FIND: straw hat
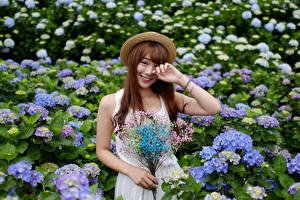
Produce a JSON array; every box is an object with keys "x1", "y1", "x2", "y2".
[{"x1": 120, "y1": 32, "x2": 176, "y2": 67}]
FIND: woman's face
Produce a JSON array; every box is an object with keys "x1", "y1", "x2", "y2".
[{"x1": 136, "y1": 54, "x2": 158, "y2": 89}]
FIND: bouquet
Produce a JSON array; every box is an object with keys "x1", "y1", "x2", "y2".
[{"x1": 118, "y1": 110, "x2": 193, "y2": 200}]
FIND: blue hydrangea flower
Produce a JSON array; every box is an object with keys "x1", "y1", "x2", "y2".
[
  {"x1": 4, "y1": 17, "x2": 15, "y2": 28},
  {"x1": 133, "y1": 11, "x2": 143, "y2": 22},
  {"x1": 191, "y1": 115, "x2": 214, "y2": 126},
  {"x1": 35, "y1": 93, "x2": 56, "y2": 108},
  {"x1": 0, "y1": 0, "x2": 9, "y2": 6},
  {"x1": 242, "y1": 149, "x2": 264, "y2": 167},
  {"x1": 0, "y1": 171, "x2": 7, "y2": 184},
  {"x1": 203, "y1": 157, "x2": 228, "y2": 174},
  {"x1": 189, "y1": 166, "x2": 206, "y2": 187},
  {"x1": 264, "y1": 22, "x2": 274, "y2": 32},
  {"x1": 213, "y1": 130, "x2": 253, "y2": 152},
  {"x1": 256, "y1": 115, "x2": 279, "y2": 128},
  {"x1": 278, "y1": 63, "x2": 292, "y2": 74},
  {"x1": 85, "y1": 74, "x2": 98, "y2": 84},
  {"x1": 251, "y1": 18, "x2": 261, "y2": 28},
  {"x1": 287, "y1": 153, "x2": 300, "y2": 175},
  {"x1": 67, "y1": 106, "x2": 91, "y2": 118},
  {"x1": 0, "y1": 109, "x2": 19, "y2": 124},
  {"x1": 198, "y1": 33, "x2": 211, "y2": 45},
  {"x1": 200, "y1": 146, "x2": 217, "y2": 160},
  {"x1": 194, "y1": 76, "x2": 215, "y2": 88},
  {"x1": 242, "y1": 11, "x2": 252, "y2": 19},
  {"x1": 288, "y1": 182, "x2": 300, "y2": 195},
  {"x1": 247, "y1": 186, "x2": 266, "y2": 199},
  {"x1": 18, "y1": 103, "x2": 49, "y2": 121},
  {"x1": 257, "y1": 42, "x2": 269, "y2": 53},
  {"x1": 56, "y1": 69, "x2": 73, "y2": 77},
  {"x1": 275, "y1": 23, "x2": 285, "y2": 32},
  {"x1": 73, "y1": 78, "x2": 85, "y2": 89}
]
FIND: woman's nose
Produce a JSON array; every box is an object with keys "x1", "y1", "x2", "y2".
[{"x1": 145, "y1": 65, "x2": 155, "y2": 74}]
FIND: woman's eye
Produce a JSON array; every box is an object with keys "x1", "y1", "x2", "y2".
[{"x1": 141, "y1": 61, "x2": 147, "y2": 65}]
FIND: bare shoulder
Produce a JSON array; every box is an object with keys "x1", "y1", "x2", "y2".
[{"x1": 97, "y1": 93, "x2": 116, "y2": 120}]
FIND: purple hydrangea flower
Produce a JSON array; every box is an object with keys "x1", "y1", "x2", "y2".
[
  {"x1": 247, "y1": 186, "x2": 266, "y2": 199},
  {"x1": 90, "y1": 85, "x2": 100, "y2": 93},
  {"x1": 256, "y1": 115, "x2": 279, "y2": 128},
  {"x1": 288, "y1": 182, "x2": 300, "y2": 195},
  {"x1": 60, "y1": 125, "x2": 75, "y2": 138},
  {"x1": 0, "y1": 109, "x2": 19, "y2": 124},
  {"x1": 55, "y1": 164, "x2": 82, "y2": 177},
  {"x1": 250, "y1": 84, "x2": 268, "y2": 98},
  {"x1": 242, "y1": 149, "x2": 264, "y2": 167},
  {"x1": 73, "y1": 78, "x2": 85, "y2": 89},
  {"x1": 56, "y1": 69, "x2": 73, "y2": 77},
  {"x1": 191, "y1": 115, "x2": 214, "y2": 126},
  {"x1": 85, "y1": 74, "x2": 98, "y2": 84},
  {"x1": 67, "y1": 106, "x2": 91, "y2": 118},
  {"x1": 194, "y1": 76, "x2": 215, "y2": 88},
  {"x1": 18, "y1": 103, "x2": 49, "y2": 121},
  {"x1": 35, "y1": 126, "x2": 53, "y2": 138},
  {"x1": 177, "y1": 112, "x2": 189, "y2": 119},
  {"x1": 287, "y1": 153, "x2": 300, "y2": 175}
]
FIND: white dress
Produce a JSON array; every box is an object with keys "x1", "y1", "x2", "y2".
[{"x1": 113, "y1": 89, "x2": 182, "y2": 200}]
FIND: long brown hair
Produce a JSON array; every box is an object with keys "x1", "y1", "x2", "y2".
[{"x1": 114, "y1": 41, "x2": 178, "y2": 130}]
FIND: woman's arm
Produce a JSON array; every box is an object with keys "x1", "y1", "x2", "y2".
[
  {"x1": 96, "y1": 94, "x2": 158, "y2": 190},
  {"x1": 174, "y1": 75, "x2": 222, "y2": 116},
  {"x1": 153, "y1": 63, "x2": 222, "y2": 116}
]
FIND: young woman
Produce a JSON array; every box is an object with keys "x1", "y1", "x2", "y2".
[{"x1": 96, "y1": 32, "x2": 221, "y2": 199}]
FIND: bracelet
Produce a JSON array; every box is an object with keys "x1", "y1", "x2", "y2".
[{"x1": 183, "y1": 79, "x2": 191, "y2": 90}]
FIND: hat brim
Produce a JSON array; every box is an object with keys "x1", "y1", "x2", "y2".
[{"x1": 120, "y1": 32, "x2": 176, "y2": 67}]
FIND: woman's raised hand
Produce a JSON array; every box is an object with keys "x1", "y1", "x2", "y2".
[
  {"x1": 127, "y1": 166, "x2": 158, "y2": 190},
  {"x1": 152, "y1": 63, "x2": 183, "y2": 84}
]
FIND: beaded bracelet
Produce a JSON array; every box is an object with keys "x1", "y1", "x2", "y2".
[{"x1": 183, "y1": 79, "x2": 191, "y2": 90}]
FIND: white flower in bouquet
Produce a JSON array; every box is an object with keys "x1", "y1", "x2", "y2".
[
  {"x1": 36, "y1": 23, "x2": 46, "y2": 30},
  {"x1": 137, "y1": 21, "x2": 146, "y2": 27},
  {"x1": 54, "y1": 27, "x2": 64, "y2": 36},
  {"x1": 41, "y1": 34, "x2": 50, "y2": 40},
  {"x1": 288, "y1": 39, "x2": 299, "y2": 47},
  {"x1": 273, "y1": 53, "x2": 281, "y2": 59},
  {"x1": 106, "y1": 2, "x2": 116, "y2": 9},
  {"x1": 36, "y1": 49, "x2": 48, "y2": 58},
  {"x1": 0, "y1": 0, "x2": 9, "y2": 6},
  {"x1": 4, "y1": 38, "x2": 15, "y2": 48},
  {"x1": 254, "y1": 58, "x2": 269, "y2": 67}
]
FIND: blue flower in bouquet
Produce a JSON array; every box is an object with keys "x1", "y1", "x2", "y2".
[
  {"x1": 4, "y1": 17, "x2": 15, "y2": 28},
  {"x1": 200, "y1": 146, "x2": 217, "y2": 160},
  {"x1": 35, "y1": 93, "x2": 56, "y2": 108},
  {"x1": 213, "y1": 130, "x2": 253, "y2": 152},
  {"x1": 0, "y1": 0, "x2": 9, "y2": 6},
  {"x1": 0, "y1": 171, "x2": 7, "y2": 184},
  {"x1": 67, "y1": 106, "x2": 91, "y2": 118},
  {"x1": 133, "y1": 11, "x2": 144, "y2": 22},
  {"x1": 256, "y1": 115, "x2": 279, "y2": 128},
  {"x1": 36, "y1": 49, "x2": 48, "y2": 58},
  {"x1": 138, "y1": 122, "x2": 171, "y2": 161},
  {"x1": 242, "y1": 11, "x2": 252, "y2": 19},
  {"x1": 0, "y1": 109, "x2": 19, "y2": 124},
  {"x1": 25, "y1": 0, "x2": 35, "y2": 9},
  {"x1": 56, "y1": 69, "x2": 73, "y2": 77},
  {"x1": 18, "y1": 103, "x2": 49, "y2": 121},
  {"x1": 242, "y1": 149, "x2": 264, "y2": 167},
  {"x1": 247, "y1": 186, "x2": 266, "y2": 199},
  {"x1": 191, "y1": 115, "x2": 214, "y2": 126},
  {"x1": 198, "y1": 33, "x2": 211, "y2": 45},
  {"x1": 251, "y1": 18, "x2": 261, "y2": 28},
  {"x1": 264, "y1": 22, "x2": 274, "y2": 32},
  {"x1": 288, "y1": 182, "x2": 300, "y2": 195},
  {"x1": 287, "y1": 153, "x2": 300, "y2": 175}
]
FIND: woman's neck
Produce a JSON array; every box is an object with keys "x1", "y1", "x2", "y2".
[{"x1": 138, "y1": 87, "x2": 156, "y2": 99}]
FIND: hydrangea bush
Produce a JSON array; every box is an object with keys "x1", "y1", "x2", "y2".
[{"x1": 0, "y1": 0, "x2": 299, "y2": 199}]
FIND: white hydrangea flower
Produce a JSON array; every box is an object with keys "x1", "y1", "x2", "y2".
[
  {"x1": 288, "y1": 39, "x2": 299, "y2": 47},
  {"x1": 41, "y1": 34, "x2": 50, "y2": 40},
  {"x1": 36, "y1": 23, "x2": 46, "y2": 30},
  {"x1": 54, "y1": 27, "x2": 64, "y2": 36},
  {"x1": 254, "y1": 58, "x2": 269, "y2": 67},
  {"x1": 4, "y1": 38, "x2": 15, "y2": 48}
]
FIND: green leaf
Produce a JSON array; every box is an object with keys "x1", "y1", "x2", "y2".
[
  {"x1": 49, "y1": 114, "x2": 64, "y2": 135},
  {"x1": 28, "y1": 112, "x2": 43, "y2": 125},
  {"x1": 161, "y1": 183, "x2": 172, "y2": 193},
  {"x1": 294, "y1": 190, "x2": 300, "y2": 200},
  {"x1": 0, "y1": 142, "x2": 17, "y2": 162},
  {"x1": 278, "y1": 172, "x2": 294, "y2": 189},
  {"x1": 18, "y1": 126, "x2": 35, "y2": 139},
  {"x1": 102, "y1": 175, "x2": 116, "y2": 191},
  {"x1": 16, "y1": 141, "x2": 29, "y2": 153},
  {"x1": 90, "y1": 183, "x2": 98, "y2": 194},
  {"x1": 274, "y1": 155, "x2": 287, "y2": 173},
  {"x1": 0, "y1": 126, "x2": 9, "y2": 138},
  {"x1": 161, "y1": 192, "x2": 173, "y2": 200},
  {"x1": 39, "y1": 192, "x2": 61, "y2": 200},
  {"x1": 26, "y1": 145, "x2": 41, "y2": 161},
  {"x1": 81, "y1": 120, "x2": 91, "y2": 134}
]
